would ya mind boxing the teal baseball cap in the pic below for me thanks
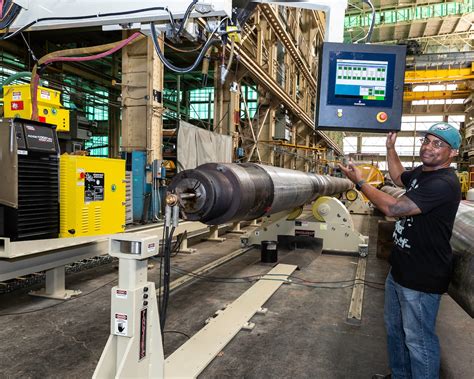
[424,122,461,149]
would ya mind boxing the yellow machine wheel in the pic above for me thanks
[312,196,332,221]
[287,207,303,220]
[356,164,384,188]
[355,164,384,200]
[345,189,359,202]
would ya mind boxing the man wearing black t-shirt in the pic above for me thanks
[339,122,462,379]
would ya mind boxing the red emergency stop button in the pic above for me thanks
[376,112,388,123]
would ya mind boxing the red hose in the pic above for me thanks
[31,32,142,120]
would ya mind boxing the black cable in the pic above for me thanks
[164,330,191,339]
[150,17,226,73]
[158,220,167,325]
[0,277,117,317]
[0,1,22,30]
[289,273,385,286]
[170,266,386,287]
[175,0,198,37]
[355,0,375,44]
[171,231,186,256]
[161,225,176,331]
[20,32,38,63]
[364,0,376,43]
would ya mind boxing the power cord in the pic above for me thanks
[169,266,385,288]
[164,330,191,339]
[355,0,375,44]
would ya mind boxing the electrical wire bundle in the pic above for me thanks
[0,0,21,30]
[157,218,176,333]
[355,0,375,44]
[170,266,386,291]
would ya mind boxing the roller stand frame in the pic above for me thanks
[241,198,369,256]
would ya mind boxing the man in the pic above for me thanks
[339,122,462,379]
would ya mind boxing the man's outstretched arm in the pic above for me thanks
[338,161,421,217]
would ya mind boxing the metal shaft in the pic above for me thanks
[169,163,353,225]
[380,185,405,198]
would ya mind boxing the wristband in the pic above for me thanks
[355,180,366,191]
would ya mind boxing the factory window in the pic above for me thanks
[85,136,109,157]
[62,92,72,109]
[447,115,465,127]
[343,137,357,154]
[394,136,422,156]
[189,87,214,121]
[401,115,443,131]
[344,1,471,28]
[85,90,109,121]
[240,85,258,119]
[163,88,183,103]
[163,109,179,121]
[0,52,27,72]
[361,137,387,154]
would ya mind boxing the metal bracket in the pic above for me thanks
[29,266,81,300]
[242,322,255,331]
[205,225,226,242]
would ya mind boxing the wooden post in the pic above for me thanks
[121,33,163,164]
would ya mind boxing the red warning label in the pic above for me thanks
[295,229,315,237]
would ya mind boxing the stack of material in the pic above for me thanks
[449,201,474,318]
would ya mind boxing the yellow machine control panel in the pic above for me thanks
[3,84,70,132]
[60,155,126,238]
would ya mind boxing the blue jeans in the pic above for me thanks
[384,272,442,379]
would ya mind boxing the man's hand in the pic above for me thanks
[386,132,397,150]
[338,161,363,184]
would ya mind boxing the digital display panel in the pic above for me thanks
[24,123,57,153]
[326,51,397,108]
[315,42,406,133]
[335,59,388,101]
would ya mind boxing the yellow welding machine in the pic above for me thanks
[59,154,126,238]
[3,84,70,132]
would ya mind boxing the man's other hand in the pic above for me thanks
[386,132,397,149]
[338,161,363,184]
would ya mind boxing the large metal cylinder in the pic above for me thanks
[380,185,405,198]
[169,163,353,225]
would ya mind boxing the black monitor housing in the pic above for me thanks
[316,43,406,133]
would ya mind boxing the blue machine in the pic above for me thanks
[125,151,166,223]
[130,151,148,222]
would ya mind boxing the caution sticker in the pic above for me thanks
[295,229,315,237]
[116,289,128,299]
[40,90,51,100]
[114,313,128,336]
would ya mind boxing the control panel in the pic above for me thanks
[15,118,59,154]
[316,43,406,133]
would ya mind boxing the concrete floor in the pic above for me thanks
[0,214,472,378]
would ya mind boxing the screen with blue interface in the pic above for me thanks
[335,59,388,101]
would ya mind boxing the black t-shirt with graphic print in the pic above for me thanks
[389,166,461,294]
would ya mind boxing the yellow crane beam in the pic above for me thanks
[405,64,474,84]
[403,90,471,101]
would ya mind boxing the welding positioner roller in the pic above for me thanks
[168,163,354,225]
